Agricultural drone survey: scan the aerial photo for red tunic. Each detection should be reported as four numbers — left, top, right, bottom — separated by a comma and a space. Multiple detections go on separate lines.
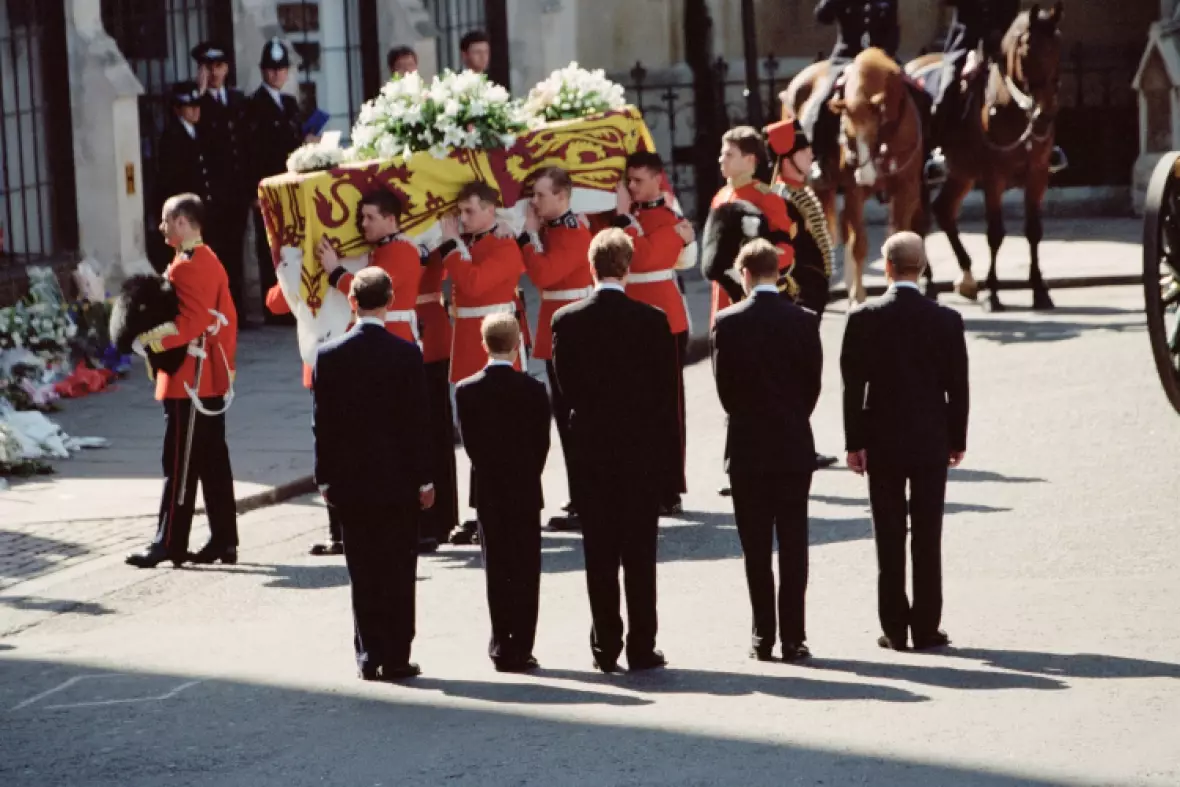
416, 252, 452, 364
617, 200, 689, 335
521, 213, 593, 361
144, 243, 238, 401
709, 177, 797, 325
332, 234, 423, 344
443, 230, 526, 383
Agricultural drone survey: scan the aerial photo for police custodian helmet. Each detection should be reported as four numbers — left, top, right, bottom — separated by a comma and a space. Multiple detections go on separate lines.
259, 37, 290, 69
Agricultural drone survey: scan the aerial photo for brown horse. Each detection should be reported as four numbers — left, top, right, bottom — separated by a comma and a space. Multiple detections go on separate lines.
907, 3, 1064, 311
783, 48, 928, 304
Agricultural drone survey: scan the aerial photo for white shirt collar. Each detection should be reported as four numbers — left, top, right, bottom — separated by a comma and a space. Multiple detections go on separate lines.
180, 118, 197, 139
596, 281, 625, 293
889, 281, 921, 293
751, 284, 778, 295
486, 359, 514, 368
264, 83, 284, 108
355, 316, 384, 328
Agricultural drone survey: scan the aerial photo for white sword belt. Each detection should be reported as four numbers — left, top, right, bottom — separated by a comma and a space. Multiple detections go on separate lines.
384, 309, 420, 341
541, 287, 593, 301
455, 302, 515, 319
416, 292, 442, 305
627, 269, 677, 284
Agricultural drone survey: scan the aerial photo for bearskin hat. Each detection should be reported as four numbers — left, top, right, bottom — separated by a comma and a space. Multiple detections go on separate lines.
109, 274, 187, 378
701, 199, 771, 304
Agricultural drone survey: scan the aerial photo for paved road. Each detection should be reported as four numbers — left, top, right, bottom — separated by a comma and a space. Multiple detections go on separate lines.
2, 282, 1178, 786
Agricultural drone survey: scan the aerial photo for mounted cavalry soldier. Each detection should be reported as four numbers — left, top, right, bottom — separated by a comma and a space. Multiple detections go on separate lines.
126, 194, 239, 569
928, 0, 1067, 180
192, 41, 251, 317
806, 0, 901, 184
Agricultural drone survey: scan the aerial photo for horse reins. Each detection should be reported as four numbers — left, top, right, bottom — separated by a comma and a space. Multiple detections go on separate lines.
981, 31, 1056, 155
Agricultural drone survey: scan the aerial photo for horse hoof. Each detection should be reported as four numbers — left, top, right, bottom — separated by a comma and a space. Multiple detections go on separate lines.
1032, 291, 1056, 311
982, 294, 1005, 313
954, 279, 979, 301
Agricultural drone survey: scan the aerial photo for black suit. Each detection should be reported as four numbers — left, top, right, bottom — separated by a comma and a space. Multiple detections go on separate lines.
551, 286, 680, 666
840, 284, 969, 644
456, 364, 551, 666
200, 87, 251, 313
711, 289, 822, 652
313, 321, 432, 675
154, 117, 214, 271
246, 86, 303, 319
944, 0, 1021, 58
815, 0, 900, 62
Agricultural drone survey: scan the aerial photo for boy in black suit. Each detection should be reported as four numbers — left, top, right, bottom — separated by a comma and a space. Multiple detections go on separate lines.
313, 268, 435, 682
841, 231, 969, 652
711, 239, 823, 662
455, 314, 551, 672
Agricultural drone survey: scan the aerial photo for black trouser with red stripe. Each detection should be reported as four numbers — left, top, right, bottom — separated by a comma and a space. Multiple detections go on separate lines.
153, 397, 238, 560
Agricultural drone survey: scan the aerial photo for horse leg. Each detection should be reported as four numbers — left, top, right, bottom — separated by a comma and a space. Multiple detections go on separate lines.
842, 187, 869, 304
891, 177, 937, 299
933, 172, 978, 300
1025, 168, 1054, 310
982, 177, 1008, 312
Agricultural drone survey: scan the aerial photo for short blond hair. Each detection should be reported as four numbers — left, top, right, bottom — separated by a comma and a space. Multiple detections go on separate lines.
882, 231, 926, 275
735, 239, 781, 277
481, 312, 520, 354
589, 228, 633, 279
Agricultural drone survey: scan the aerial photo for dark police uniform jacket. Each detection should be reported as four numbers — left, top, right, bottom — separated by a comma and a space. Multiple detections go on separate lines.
815, 0, 900, 61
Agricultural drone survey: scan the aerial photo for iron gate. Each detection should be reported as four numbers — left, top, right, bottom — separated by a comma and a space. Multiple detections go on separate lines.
101, 0, 234, 268
0, 0, 78, 277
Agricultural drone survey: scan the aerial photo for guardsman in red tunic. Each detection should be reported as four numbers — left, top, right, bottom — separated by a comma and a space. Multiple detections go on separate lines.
127, 194, 239, 569
709, 125, 798, 326
438, 180, 526, 544
612, 151, 695, 516
518, 166, 594, 531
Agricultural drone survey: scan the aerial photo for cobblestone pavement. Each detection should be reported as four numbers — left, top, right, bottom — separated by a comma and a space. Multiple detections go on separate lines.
1, 281, 1178, 786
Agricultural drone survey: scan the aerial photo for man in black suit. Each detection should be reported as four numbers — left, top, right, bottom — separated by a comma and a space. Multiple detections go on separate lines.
711, 239, 823, 663
313, 268, 435, 682
247, 38, 305, 324
455, 313, 551, 673
841, 231, 969, 652
192, 41, 251, 316
153, 82, 214, 271
551, 228, 681, 673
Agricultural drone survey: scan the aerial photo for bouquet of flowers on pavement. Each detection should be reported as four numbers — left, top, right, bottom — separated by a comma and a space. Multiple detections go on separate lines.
350, 70, 527, 162
522, 62, 627, 123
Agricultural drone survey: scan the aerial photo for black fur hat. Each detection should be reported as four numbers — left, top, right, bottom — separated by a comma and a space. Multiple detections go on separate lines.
109, 274, 187, 378
700, 199, 770, 304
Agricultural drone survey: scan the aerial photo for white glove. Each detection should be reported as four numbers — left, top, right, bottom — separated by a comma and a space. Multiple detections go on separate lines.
131, 338, 147, 357
187, 343, 207, 359
206, 308, 229, 336
741, 216, 761, 239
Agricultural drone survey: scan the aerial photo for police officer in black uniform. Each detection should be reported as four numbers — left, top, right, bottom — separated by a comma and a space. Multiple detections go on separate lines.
154, 81, 214, 270
806, 0, 901, 182
192, 41, 250, 317
246, 37, 305, 325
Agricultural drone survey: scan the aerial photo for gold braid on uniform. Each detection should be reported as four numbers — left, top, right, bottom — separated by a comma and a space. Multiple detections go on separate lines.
776, 261, 800, 300
783, 183, 833, 279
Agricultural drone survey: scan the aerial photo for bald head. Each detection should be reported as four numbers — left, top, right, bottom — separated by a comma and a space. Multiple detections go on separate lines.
882, 232, 926, 281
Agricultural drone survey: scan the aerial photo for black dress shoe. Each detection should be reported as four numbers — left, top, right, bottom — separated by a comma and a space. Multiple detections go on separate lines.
449, 521, 478, 545
381, 662, 422, 681
628, 650, 667, 671
658, 501, 683, 516
561, 500, 576, 514
877, 634, 909, 651
912, 630, 951, 651
749, 648, 775, 662
495, 655, 541, 673
781, 642, 812, 662
718, 486, 733, 497
545, 513, 581, 532
592, 657, 621, 674
309, 541, 345, 556
190, 545, 238, 565
815, 453, 838, 469
416, 536, 439, 554
125, 547, 186, 569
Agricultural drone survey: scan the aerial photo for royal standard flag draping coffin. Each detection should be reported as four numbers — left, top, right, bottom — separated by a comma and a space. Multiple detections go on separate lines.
258, 106, 685, 366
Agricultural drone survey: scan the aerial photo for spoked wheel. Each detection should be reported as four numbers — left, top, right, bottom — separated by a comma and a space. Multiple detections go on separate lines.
1143, 152, 1180, 415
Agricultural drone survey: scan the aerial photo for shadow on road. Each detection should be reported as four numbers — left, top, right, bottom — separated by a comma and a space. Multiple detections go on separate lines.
0, 596, 114, 617
809, 659, 1067, 692
0, 656, 1084, 787
0, 531, 90, 584
949, 469, 1047, 484
537, 665, 927, 703
965, 316, 1144, 345
406, 676, 653, 706
941, 648, 1180, 680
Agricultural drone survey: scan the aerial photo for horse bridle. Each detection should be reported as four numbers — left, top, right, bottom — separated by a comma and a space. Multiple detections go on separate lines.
841, 85, 924, 187
986, 30, 1058, 154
